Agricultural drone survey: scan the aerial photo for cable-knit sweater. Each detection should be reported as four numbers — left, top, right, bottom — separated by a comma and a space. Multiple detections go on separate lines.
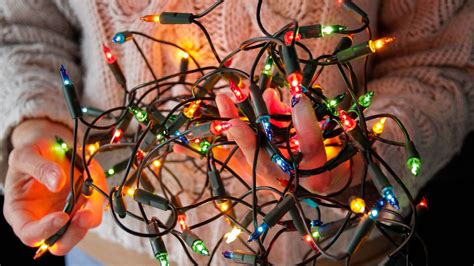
1, 0, 473, 264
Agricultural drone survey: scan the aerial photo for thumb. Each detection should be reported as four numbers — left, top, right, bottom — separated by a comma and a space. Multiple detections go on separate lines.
8, 146, 66, 192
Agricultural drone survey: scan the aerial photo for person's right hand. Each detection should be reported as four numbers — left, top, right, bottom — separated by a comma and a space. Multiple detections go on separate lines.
3, 119, 106, 256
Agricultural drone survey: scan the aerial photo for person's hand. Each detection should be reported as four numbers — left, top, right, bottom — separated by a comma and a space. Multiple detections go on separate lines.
3, 119, 106, 255
175, 89, 351, 194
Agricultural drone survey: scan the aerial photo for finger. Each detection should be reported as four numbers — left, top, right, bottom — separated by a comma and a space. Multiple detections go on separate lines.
216, 93, 240, 119
49, 210, 89, 255
292, 95, 330, 192
292, 95, 326, 166
228, 118, 280, 178
3, 206, 69, 247
263, 88, 291, 115
79, 163, 106, 228
8, 146, 66, 192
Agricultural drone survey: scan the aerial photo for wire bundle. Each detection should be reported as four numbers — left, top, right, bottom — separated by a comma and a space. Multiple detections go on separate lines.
34, 0, 428, 265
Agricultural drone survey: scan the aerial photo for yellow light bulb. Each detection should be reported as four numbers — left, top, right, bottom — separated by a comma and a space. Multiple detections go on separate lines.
224, 226, 242, 243
368, 37, 395, 52
125, 187, 136, 197
219, 201, 230, 212
86, 142, 100, 156
350, 197, 366, 214
152, 159, 161, 168
372, 118, 387, 135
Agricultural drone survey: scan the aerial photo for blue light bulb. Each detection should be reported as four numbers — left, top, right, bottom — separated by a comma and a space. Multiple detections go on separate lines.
248, 222, 269, 242
59, 65, 71, 86
173, 131, 189, 145
271, 154, 293, 175
382, 187, 400, 210
259, 116, 273, 141
113, 32, 126, 44
222, 251, 233, 259
369, 198, 386, 220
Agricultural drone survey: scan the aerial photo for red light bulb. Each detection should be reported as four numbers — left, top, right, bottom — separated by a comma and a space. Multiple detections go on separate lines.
210, 121, 232, 135
284, 31, 302, 46
111, 128, 123, 143
229, 80, 248, 102
178, 214, 187, 230
339, 110, 356, 131
102, 44, 117, 64
417, 197, 428, 209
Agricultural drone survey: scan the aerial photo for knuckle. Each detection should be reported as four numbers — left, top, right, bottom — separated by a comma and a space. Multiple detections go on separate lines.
8, 149, 22, 167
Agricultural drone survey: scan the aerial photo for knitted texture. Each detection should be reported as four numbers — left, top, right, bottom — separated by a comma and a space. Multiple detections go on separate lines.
0, 0, 473, 264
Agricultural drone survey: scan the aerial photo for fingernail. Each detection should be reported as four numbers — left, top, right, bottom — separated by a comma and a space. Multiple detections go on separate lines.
53, 215, 69, 227
46, 172, 59, 191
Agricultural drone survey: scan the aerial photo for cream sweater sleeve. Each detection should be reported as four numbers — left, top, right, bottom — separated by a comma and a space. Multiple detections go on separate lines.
366, 0, 474, 205
0, 1, 81, 191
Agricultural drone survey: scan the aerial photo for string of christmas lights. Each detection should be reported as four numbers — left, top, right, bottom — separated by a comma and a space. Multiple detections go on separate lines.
32, 0, 428, 264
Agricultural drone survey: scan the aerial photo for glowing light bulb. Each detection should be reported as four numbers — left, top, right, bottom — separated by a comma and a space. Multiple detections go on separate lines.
358, 91, 374, 108
218, 201, 230, 212
33, 243, 49, 260
183, 100, 201, 118
192, 240, 209, 256
289, 135, 300, 151
106, 168, 115, 177
156, 252, 168, 266
136, 149, 146, 160
125, 187, 136, 197
210, 121, 232, 135
178, 214, 187, 230
326, 93, 346, 114
284, 30, 302, 45
382, 187, 399, 210
372, 118, 387, 135
368, 37, 395, 52
141, 14, 160, 23
178, 50, 189, 59
287, 72, 304, 106
271, 154, 293, 175
86, 142, 100, 157
152, 159, 162, 169
406, 157, 421, 176
59, 65, 71, 86
229, 79, 248, 102
199, 139, 211, 153
102, 44, 117, 64
112, 31, 132, 44
369, 199, 386, 220
262, 56, 273, 76
224, 226, 242, 244
259, 116, 273, 141
321, 24, 346, 36
339, 110, 357, 131
129, 105, 148, 123
248, 222, 269, 242
350, 197, 366, 214
417, 197, 428, 209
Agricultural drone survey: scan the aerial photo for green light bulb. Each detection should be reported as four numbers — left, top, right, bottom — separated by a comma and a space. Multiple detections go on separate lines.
312, 230, 320, 239
156, 252, 169, 266
262, 56, 273, 76
129, 106, 148, 123
106, 168, 115, 177
407, 157, 421, 176
358, 91, 375, 108
321, 25, 346, 36
192, 240, 209, 256
199, 140, 211, 154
